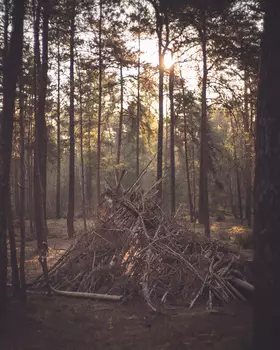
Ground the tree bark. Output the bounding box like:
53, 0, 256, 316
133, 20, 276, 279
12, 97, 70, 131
19, 69, 26, 300
77, 58, 87, 232
86, 113, 93, 214
14, 153, 20, 218
116, 61, 124, 170
136, 3, 141, 178
243, 66, 252, 227
96, 0, 103, 204
181, 76, 194, 222
7, 189, 21, 298
56, 33, 61, 219
198, 10, 210, 236
156, 23, 164, 202
34, 0, 49, 247
67, 0, 76, 238
28, 115, 34, 236
169, 56, 176, 215
253, 2, 280, 348
229, 112, 243, 223
0, 0, 25, 310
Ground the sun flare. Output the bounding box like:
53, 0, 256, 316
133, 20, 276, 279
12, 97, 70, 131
164, 51, 174, 69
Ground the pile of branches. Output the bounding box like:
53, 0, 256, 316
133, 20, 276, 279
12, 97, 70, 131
33, 169, 253, 310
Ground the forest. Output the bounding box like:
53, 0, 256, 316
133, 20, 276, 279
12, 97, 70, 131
1, 0, 280, 349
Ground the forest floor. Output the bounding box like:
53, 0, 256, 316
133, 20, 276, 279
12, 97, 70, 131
1, 296, 252, 350
2, 216, 253, 350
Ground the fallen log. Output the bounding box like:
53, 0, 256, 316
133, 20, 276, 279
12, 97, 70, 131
8, 283, 122, 301
50, 285, 122, 301
230, 277, 254, 293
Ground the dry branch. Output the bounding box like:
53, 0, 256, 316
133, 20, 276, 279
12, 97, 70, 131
32, 169, 252, 310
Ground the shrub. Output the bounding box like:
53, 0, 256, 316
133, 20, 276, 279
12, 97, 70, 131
231, 233, 253, 249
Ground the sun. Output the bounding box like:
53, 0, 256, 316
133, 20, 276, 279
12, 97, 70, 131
164, 51, 174, 69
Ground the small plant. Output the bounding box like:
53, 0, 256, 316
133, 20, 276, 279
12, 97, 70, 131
231, 233, 253, 249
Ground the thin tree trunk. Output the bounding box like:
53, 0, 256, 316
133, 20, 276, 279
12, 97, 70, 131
156, 11, 164, 202
19, 68, 26, 300
244, 66, 252, 227
77, 58, 87, 231
230, 115, 243, 224
86, 113, 93, 214
236, 169, 243, 223
7, 189, 21, 297
96, 0, 103, 204
157, 47, 164, 200
30, 0, 38, 238
253, 3, 280, 348
190, 110, 196, 218
198, 11, 210, 236
67, 0, 76, 238
181, 74, 194, 222
13, 120, 20, 219
169, 55, 175, 215
14, 152, 20, 218
164, 99, 169, 208
136, 3, 141, 178
228, 174, 236, 218
28, 116, 34, 236
34, 0, 49, 250
116, 62, 124, 170
0, 0, 25, 310
56, 34, 61, 219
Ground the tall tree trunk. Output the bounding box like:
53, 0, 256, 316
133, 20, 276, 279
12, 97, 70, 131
136, 3, 141, 178
230, 115, 243, 224
31, 0, 38, 238
0, 0, 25, 310
77, 58, 87, 231
116, 61, 124, 172
228, 174, 236, 218
244, 66, 252, 227
156, 13, 164, 202
14, 153, 20, 218
190, 109, 196, 218
13, 121, 20, 219
34, 0, 49, 250
169, 55, 175, 215
181, 75, 194, 222
56, 34, 61, 219
236, 168, 243, 223
7, 189, 21, 297
198, 11, 210, 236
28, 116, 34, 236
164, 101, 169, 208
67, 0, 76, 238
96, 0, 103, 204
86, 113, 93, 214
253, 3, 280, 348
19, 69, 26, 300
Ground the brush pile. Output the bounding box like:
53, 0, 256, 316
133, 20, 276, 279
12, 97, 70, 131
33, 170, 252, 310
